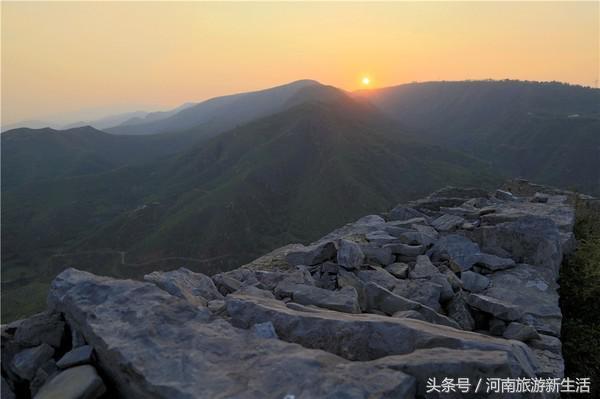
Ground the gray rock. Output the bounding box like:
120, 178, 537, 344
531, 348, 564, 378
336, 239, 364, 270
461, 271, 490, 293
207, 299, 226, 314
287, 284, 361, 314
235, 284, 275, 299
393, 279, 443, 311
529, 334, 562, 354
440, 266, 463, 292
411, 224, 439, 240
144, 267, 223, 306
531, 193, 549, 203
57, 345, 94, 369
30, 360, 58, 397
258, 267, 315, 293
392, 310, 425, 321
71, 329, 86, 348
33, 365, 106, 399
409, 255, 439, 279
286, 241, 336, 266
484, 264, 561, 337
503, 322, 541, 342
467, 294, 523, 321
320, 261, 339, 274
495, 189, 518, 201
365, 282, 457, 328
398, 232, 436, 247
385, 262, 409, 279
384, 243, 425, 257
211, 274, 242, 295
446, 292, 475, 331
252, 321, 278, 339
356, 266, 399, 291
336, 269, 367, 311
12, 312, 65, 348
48, 269, 415, 398
373, 348, 529, 398
227, 293, 538, 378
431, 214, 465, 232
476, 253, 516, 272
10, 343, 54, 381
430, 274, 454, 302
428, 234, 482, 272
489, 319, 507, 336
470, 216, 563, 278
388, 206, 427, 222
365, 231, 399, 245
359, 243, 394, 265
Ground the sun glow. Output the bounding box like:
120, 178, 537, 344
361, 76, 371, 86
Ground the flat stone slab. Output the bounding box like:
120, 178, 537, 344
48, 269, 416, 398
56, 345, 94, 369
484, 264, 562, 337
226, 293, 539, 377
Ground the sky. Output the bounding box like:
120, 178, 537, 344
1, 1, 598, 126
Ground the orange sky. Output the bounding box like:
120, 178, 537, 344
2, 1, 598, 125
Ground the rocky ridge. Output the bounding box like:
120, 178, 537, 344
1, 180, 587, 398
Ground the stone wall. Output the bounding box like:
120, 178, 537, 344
1, 181, 581, 398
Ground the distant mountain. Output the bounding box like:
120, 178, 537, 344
1, 90, 497, 321
62, 110, 150, 130
105, 79, 327, 136
356, 80, 600, 195
112, 103, 195, 129
4, 78, 599, 322
1, 126, 213, 190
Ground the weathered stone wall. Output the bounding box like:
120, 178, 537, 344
1, 181, 581, 398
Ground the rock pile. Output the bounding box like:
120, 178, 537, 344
1, 180, 582, 398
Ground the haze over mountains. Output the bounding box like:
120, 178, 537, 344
2, 79, 599, 321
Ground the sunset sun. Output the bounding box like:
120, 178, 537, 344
361, 76, 370, 86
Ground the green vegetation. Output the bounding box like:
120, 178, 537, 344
560, 199, 600, 394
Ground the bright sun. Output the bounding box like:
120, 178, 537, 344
361, 76, 370, 86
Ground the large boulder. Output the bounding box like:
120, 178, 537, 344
461, 271, 490, 293
447, 292, 475, 331
285, 241, 337, 266
356, 266, 399, 291
469, 216, 563, 278
466, 294, 523, 322
48, 269, 416, 398
484, 264, 561, 337
359, 243, 394, 265
428, 235, 482, 272
284, 284, 361, 314
336, 239, 365, 270
144, 267, 223, 307
10, 312, 65, 349
431, 214, 465, 232
388, 206, 427, 222
365, 282, 458, 328
226, 293, 539, 377
409, 255, 440, 279
503, 322, 541, 342
372, 348, 530, 398
10, 343, 54, 381
56, 345, 94, 369
392, 279, 443, 311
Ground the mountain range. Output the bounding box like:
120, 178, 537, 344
2, 79, 599, 322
